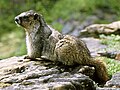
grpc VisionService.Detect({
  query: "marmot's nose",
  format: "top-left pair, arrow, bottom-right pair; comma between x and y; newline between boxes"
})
15,17 -> 20,24
15,17 -> 19,22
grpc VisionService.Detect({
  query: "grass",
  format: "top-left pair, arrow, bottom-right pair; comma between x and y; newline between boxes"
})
100,57 -> 120,78
96,56 -> 120,79
99,34 -> 120,77
0,30 -> 26,59
100,34 -> 120,52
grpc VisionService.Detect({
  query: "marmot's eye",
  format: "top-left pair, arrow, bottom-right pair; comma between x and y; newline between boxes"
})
34,14 -> 38,20
23,16 -> 29,20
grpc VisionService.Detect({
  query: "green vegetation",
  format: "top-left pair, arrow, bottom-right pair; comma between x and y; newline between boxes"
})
105,57 -> 120,77
100,34 -> 120,52
0,0 -> 120,77
96,56 -> 120,78
0,82 -> 11,88
99,34 -> 120,77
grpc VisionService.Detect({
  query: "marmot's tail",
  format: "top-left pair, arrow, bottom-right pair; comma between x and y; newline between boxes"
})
88,58 -> 109,83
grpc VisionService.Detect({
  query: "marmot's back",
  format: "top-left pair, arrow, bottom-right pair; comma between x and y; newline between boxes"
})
55,35 -> 91,65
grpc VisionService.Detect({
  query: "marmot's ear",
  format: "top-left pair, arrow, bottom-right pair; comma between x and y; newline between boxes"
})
34,13 -> 39,20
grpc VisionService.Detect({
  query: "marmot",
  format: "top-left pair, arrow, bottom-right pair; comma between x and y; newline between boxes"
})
15,10 -> 109,83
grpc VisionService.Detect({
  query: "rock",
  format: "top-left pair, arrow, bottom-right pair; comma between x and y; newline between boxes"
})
81,37 -> 107,57
80,21 -> 120,37
62,21 -> 75,34
105,72 -> 120,88
0,56 -> 97,90
96,87 -> 120,90
76,15 -> 98,30
70,29 -> 80,37
62,15 -> 99,37
71,16 -> 98,37
98,51 -> 120,60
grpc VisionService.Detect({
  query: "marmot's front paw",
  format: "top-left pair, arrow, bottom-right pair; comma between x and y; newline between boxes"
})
23,55 -> 38,61
23,55 -> 31,59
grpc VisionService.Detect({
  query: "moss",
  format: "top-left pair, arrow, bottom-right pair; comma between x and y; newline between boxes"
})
21,81 -> 34,86
0,82 -> 11,88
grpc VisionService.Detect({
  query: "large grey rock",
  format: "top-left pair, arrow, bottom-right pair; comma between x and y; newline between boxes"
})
96,72 -> 120,90
95,72 -> 120,90
0,56 -> 96,90
81,37 -> 107,57
105,72 -> 120,88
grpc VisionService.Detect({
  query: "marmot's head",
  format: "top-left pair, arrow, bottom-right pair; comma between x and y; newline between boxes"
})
15,10 -> 45,30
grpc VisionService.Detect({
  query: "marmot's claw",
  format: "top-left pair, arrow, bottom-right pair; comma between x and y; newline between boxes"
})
23,55 -> 38,61
23,55 -> 30,59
